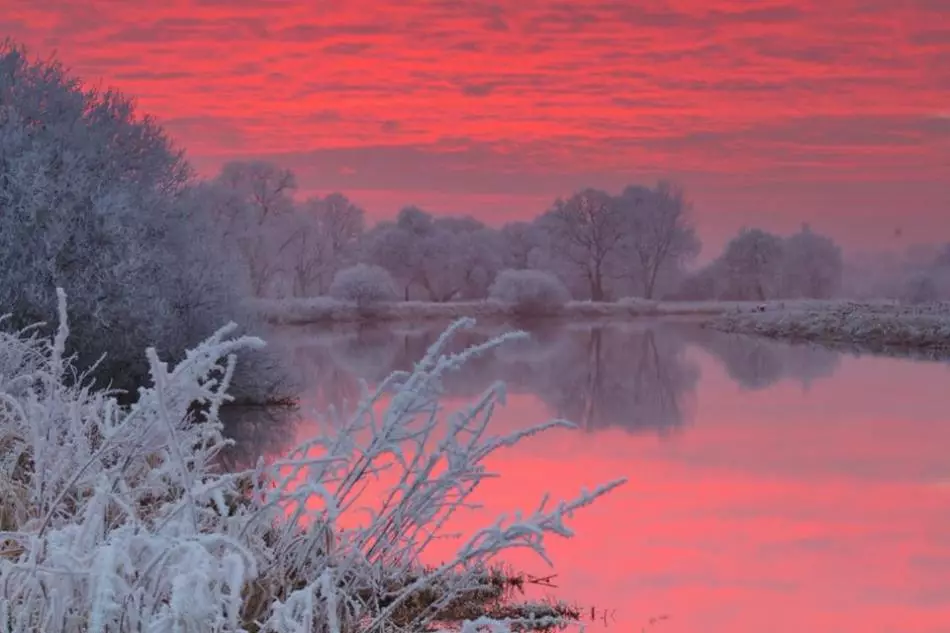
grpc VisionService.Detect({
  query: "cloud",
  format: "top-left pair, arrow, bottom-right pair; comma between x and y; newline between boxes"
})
3,0 -> 948,249
321,41 -> 373,55
160,116 -> 249,151
459,82 -> 497,97
272,21 -> 387,42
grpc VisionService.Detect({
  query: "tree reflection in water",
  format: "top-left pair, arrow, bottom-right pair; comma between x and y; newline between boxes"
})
678,324 -> 841,391
225,319 -> 847,464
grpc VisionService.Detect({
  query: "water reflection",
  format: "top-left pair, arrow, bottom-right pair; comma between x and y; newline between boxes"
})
681,326 -> 841,391
226,319 -> 950,632
272,321 -> 702,434
268,320 -> 846,433
524,324 -> 699,434
218,404 -> 300,470
220,321 -> 852,470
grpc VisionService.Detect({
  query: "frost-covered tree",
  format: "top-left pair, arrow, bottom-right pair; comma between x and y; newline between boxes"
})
489,269 -> 571,315
328,263 -> 398,306
718,228 -> 786,300
677,225 -> 838,301
416,219 -> 502,301
0,41 -> 267,396
539,189 -> 627,301
360,206 -> 437,299
499,221 -> 548,270
362,220 -> 420,299
395,204 -> 434,235
287,193 -> 365,296
450,225 -> 504,299
779,224 -> 843,298
209,160 -> 298,296
363,208 -> 502,302
617,181 -> 701,299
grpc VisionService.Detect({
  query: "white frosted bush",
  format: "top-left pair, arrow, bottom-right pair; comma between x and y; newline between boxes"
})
328,264 -> 398,306
0,288 -> 623,632
489,269 -> 571,315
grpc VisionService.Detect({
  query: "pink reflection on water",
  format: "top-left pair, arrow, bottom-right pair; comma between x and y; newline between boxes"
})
281,343 -> 950,633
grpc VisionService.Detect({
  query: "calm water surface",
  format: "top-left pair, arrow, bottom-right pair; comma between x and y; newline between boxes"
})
227,319 -> 950,633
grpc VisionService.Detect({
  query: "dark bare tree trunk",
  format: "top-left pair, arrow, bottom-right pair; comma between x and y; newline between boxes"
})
590,263 -> 606,301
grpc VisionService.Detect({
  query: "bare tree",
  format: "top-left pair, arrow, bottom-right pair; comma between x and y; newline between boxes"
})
417,221 -> 502,301
619,181 -> 701,299
718,228 -> 786,300
780,224 -> 843,298
216,160 -> 297,228
499,221 -> 548,270
210,161 -> 298,295
540,189 -> 627,301
361,206 -> 436,299
288,193 -> 365,296
363,209 -> 501,301
283,209 -> 323,298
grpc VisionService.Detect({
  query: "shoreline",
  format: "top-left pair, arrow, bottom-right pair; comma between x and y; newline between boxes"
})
248,297 -> 777,326
2,291 -> 612,633
250,297 -> 950,362
705,301 -> 950,359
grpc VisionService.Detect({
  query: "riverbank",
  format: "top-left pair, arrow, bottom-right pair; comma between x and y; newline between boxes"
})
248,296 -> 772,325
706,301 -> 950,358
0,291 -> 620,633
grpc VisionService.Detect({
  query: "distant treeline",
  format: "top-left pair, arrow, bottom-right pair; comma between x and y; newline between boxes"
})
2,39 -> 947,394
198,159 -> 863,304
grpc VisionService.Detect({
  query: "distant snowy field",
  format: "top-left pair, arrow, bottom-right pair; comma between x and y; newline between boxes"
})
708,300 -> 950,357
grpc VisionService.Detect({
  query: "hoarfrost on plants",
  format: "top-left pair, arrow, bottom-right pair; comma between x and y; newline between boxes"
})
0,288 -> 625,632
488,270 -> 571,316
328,264 -> 398,307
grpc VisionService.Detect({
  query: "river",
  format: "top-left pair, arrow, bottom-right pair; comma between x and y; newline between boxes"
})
224,318 -> 950,633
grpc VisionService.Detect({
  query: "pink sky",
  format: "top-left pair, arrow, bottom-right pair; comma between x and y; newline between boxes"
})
4,0 -> 948,254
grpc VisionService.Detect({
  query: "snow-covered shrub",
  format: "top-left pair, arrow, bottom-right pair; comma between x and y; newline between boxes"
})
0,41 -> 284,402
0,289 -> 622,632
328,263 -> 398,306
361,209 -> 502,302
489,269 -> 571,315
